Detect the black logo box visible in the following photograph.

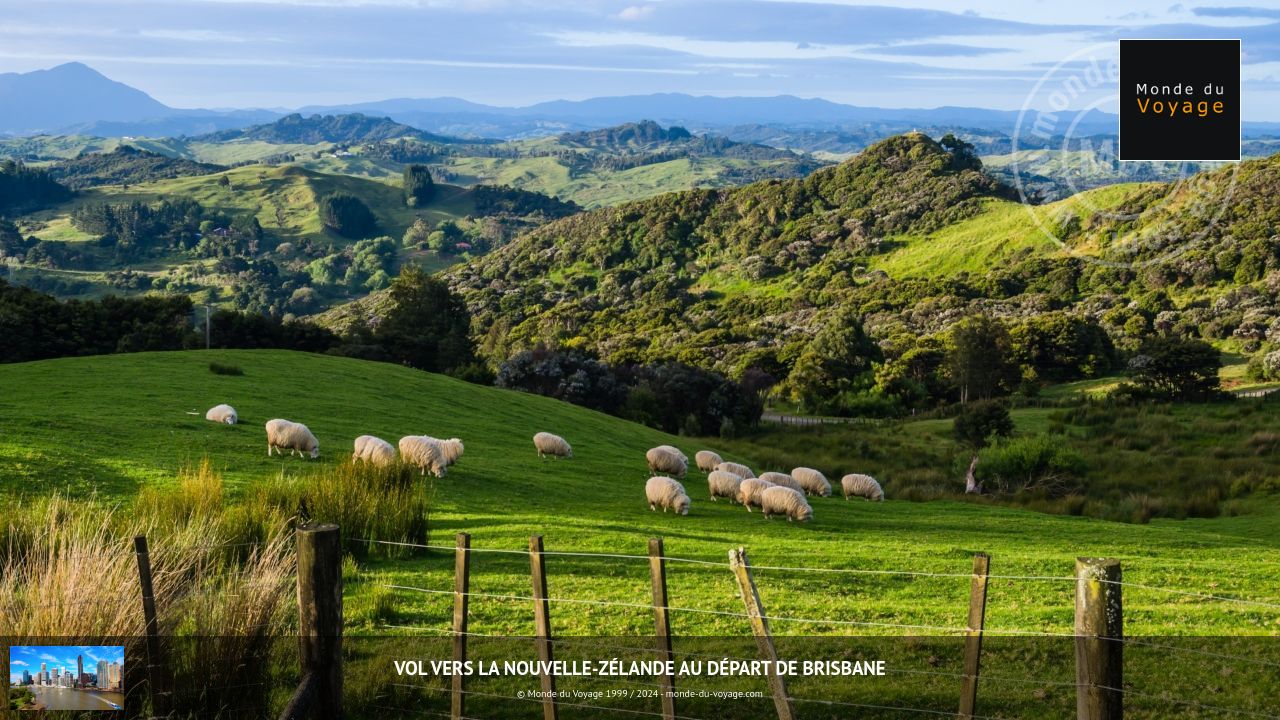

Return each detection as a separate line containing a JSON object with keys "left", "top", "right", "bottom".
{"left": 1119, "top": 39, "right": 1241, "bottom": 162}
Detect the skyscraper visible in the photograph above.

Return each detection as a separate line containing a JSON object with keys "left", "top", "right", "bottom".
{"left": 108, "top": 661, "right": 121, "bottom": 691}
{"left": 41, "top": 663, "right": 47, "bottom": 686}
{"left": 97, "top": 659, "right": 109, "bottom": 689}
{"left": 77, "top": 655, "right": 84, "bottom": 688}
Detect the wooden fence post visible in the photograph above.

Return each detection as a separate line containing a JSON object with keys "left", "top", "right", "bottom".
{"left": 529, "top": 535, "right": 558, "bottom": 720}
{"left": 648, "top": 538, "right": 677, "bottom": 720}
{"left": 452, "top": 533, "right": 471, "bottom": 720}
{"left": 728, "top": 547, "right": 795, "bottom": 720}
{"left": 1075, "top": 558, "right": 1122, "bottom": 720}
{"left": 958, "top": 552, "right": 990, "bottom": 719}
{"left": 134, "top": 535, "right": 169, "bottom": 717}
{"left": 296, "top": 523, "right": 343, "bottom": 720}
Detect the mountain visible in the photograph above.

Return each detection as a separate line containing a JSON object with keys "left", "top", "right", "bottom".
{"left": 195, "top": 113, "right": 472, "bottom": 145}
{"left": 0, "top": 63, "right": 173, "bottom": 134}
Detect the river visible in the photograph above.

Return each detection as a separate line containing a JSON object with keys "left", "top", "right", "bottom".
{"left": 28, "top": 686, "right": 125, "bottom": 711}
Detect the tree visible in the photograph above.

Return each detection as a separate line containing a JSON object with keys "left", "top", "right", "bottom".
{"left": 953, "top": 399, "right": 1014, "bottom": 493}
{"left": 318, "top": 192, "right": 377, "bottom": 239}
{"left": 1127, "top": 336, "right": 1221, "bottom": 401}
{"left": 944, "top": 314, "right": 1020, "bottom": 403}
{"left": 373, "top": 265, "right": 476, "bottom": 372}
{"left": 403, "top": 164, "right": 434, "bottom": 207}
{"left": 787, "top": 307, "right": 881, "bottom": 412}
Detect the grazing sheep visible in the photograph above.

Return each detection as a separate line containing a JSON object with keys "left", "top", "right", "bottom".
{"left": 791, "top": 467, "right": 832, "bottom": 497}
{"left": 707, "top": 470, "right": 743, "bottom": 503}
{"left": 716, "top": 461, "right": 756, "bottom": 479}
{"left": 646, "top": 446, "right": 688, "bottom": 478}
{"left": 205, "top": 404, "right": 238, "bottom": 425}
{"left": 645, "top": 476, "right": 691, "bottom": 515}
{"left": 656, "top": 445, "right": 689, "bottom": 463}
{"left": 760, "top": 486, "right": 814, "bottom": 522}
{"left": 399, "top": 435, "right": 449, "bottom": 477}
{"left": 759, "top": 471, "right": 804, "bottom": 493}
{"left": 439, "top": 438, "right": 465, "bottom": 466}
{"left": 265, "top": 419, "right": 319, "bottom": 459}
{"left": 353, "top": 435, "right": 396, "bottom": 467}
{"left": 695, "top": 450, "right": 723, "bottom": 473}
{"left": 533, "top": 432, "right": 573, "bottom": 459}
{"left": 841, "top": 474, "right": 884, "bottom": 502}
{"left": 737, "top": 477, "right": 776, "bottom": 512}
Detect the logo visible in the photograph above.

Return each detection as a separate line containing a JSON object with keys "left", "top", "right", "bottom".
{"left": 1120, "top": 39, "right": 1241, "bottom": 161}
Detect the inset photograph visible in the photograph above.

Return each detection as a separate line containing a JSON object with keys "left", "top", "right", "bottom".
{"left": 8, "top": 645, "right": 124, "bottom": 712}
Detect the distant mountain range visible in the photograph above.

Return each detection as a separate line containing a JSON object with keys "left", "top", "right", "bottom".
{"left": 5, "top": 62, "right": 1280, "bottom": 144}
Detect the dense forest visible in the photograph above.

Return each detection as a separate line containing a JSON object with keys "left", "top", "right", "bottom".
{"left": 0, "top": 160, "right": 72, "bottom": 214}
{"left": 449, "top": 133, "right": 1280, "bottom": 415}
{"left": 49, "top": 146, "right": 225, "bottom": 189}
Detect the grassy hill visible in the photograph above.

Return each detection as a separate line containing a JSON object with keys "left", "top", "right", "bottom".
{"left": 1, "top": 349, "right": 1278, "bottom": 644}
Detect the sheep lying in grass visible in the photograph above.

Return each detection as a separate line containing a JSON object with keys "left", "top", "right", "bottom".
{"left": 707, "top": 470, "right": 743, "bottom": 503}
{"left": 695, "top": 450, "right": 723, "bottom": 473}
{"left": 534, "top": 432, "right": 573, "bottom": 459}
{"left": 760, "top": 486, "right": 813, "bottom": 522}
{"left": 647, "top": 446, "right": 688, "bottom": 478}
{"left": 841, "top": 473, "right": 884, "bottom": 502}
{"left": 759, "top": 471, "right": 804, "bottom": 493}
{"left": 645, "top": 476, "right": 691, "bottom": 515}
{"left": 791, "top": 467, "right": 832, "bottom": 497}
{"left": 439, "top": 438, "right": 465, "bottom": 466}
{"left": 737, "top": 477, "right": 776, "bottom": 512}
{"left": 353, "top": 435, "right": 396, "bottom": 467}
{"left": 265, "top": 419, "right": 319, "bottom": 459}
{"left": 399, "top": 435, "right": 449, "bottom": 477}
{"left": 206, "top": 404, "right": 238, "bottom": 425}
{"left": 716, "top": 461, "right": 755, "bottom": 479}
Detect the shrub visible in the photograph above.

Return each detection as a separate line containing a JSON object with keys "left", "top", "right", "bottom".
{"left": 318, "top": 191, "right": 378, "bottom": 239}
{"left": 971, "top": 435, "right": 1087, "bottom": 496}
{"left": 209, "top": 361, "right": 244, "bottom": 376}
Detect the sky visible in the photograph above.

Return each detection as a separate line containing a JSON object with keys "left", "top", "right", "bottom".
{"left": 8, "top": 645, "right": 125, "bottom": 683}
{"left": 0, "top": 0, "right": 1279, "bottom": 117}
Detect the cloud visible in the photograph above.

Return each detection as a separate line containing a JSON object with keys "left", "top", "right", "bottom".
{"left": 1192, "top": 6, "right": 1280, "bottom": 19}
{"left": 38, "top": 653, "right": 59, "bottom": 662}
{"left": 618, "top": 5, "right": 653, "bottom": 21}
{"left": 868, "top": 43, "right": 1015, "bottom": 57}
{"left": 12, "top": 660, "right": 28, "bottom": 666}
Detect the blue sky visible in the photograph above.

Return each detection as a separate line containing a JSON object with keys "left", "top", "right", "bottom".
{"left": 8, "top": 645, "right": 125, "bottom": 683}
{"left": 0, "top": 1, "right": 1278, "bottom": 117}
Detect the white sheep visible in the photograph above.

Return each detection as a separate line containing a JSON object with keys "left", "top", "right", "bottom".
{"left": 791, "top": 467, "right": 832, "bottom": 497}
{"left": 533, "top": 432, "right": 573, "bottom": 459}
{"left": 439, "top": 438, "right": 465, "bottom": 466}
{"left": 695, "top": 450, "right": 723, "bottom": 473}
{"left": 353, "top": 435, "right": 396, "bottom": 467}
{"left": 716, "top": 461, "right": 756, "bottom": 479}
{"left": 399, "top": 435, "right": 449, "bottom": 477}
{"left": 205, "top": 404, "right": 238, "bottom": 425}
{"left": 646, "top": 446, "right": 688, "bottom": 478}
{"left": 759, "top": 471, "right": 804, "bottom": 493}
{"left": 656, "top": 445, "right": 689, "bottom": 463}
{"left": 707, "top": 470, "right": 743, "bottom": 503}
{"left": 737, "top": 477, "right": 776, "bottom": 512}
{"left": 760, "top": 486, "right": 813, "bottom": 522}
{"left": 645, "top": 476, "right": 691, "bottom": 515}
{"left": 265, "top": 419, "right": 319, "bottom": 459}
{"left": 841, "top": 473, "right": 884, "bottom": 502}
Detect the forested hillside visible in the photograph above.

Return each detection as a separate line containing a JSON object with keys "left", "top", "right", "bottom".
{"left": 447, "top": 132, "right": 1280, "bottom": 414}
{"left": 49, "top": 146, "right": 225, "bottom": 189}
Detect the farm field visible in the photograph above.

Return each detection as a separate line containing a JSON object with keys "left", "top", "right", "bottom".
{"left": 1, "top": 349, "right": 1278, "bottom": 646}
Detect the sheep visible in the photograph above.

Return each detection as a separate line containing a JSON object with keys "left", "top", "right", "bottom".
{"left": 759, "top": 471, "right": 804, "bottom": 493}
{"left": 533, "top": 432, "right": 573, "bottom": 459}
{"left": 265, "top": 419, "right": 319, "bottom": 459}
{"left": 353, "top": 435, "right": 396, "bottom": 467}
{"left": 707, "top": 470, "right": 743, "bottom": 503}
{"left": 695, "top": 450, "right": 723, "bottom": 473}
{"left": 205, "top": 404, "right": 238, "bottom": 425}
{"left": 399, "top": 435, "right": 449, "bottom": 477}
{"left": 645, "top": 476, "right": 691, "bottom": 515}
{"left": 656, "top": 445, "right": 689, "bottom": 463}
{"left": 439, "top": 438, "right": 465, "bottom": 466}
{"left": 716, "top": 461, "right": 756, "bottom": 479}
{"left": 791, "top": 467, "right": 832, "bottom": 497}
{"left": 737, "top": 477, "right": 776, "bottom": 512}
{"left": 841, "top": 473, "right": 884, "bottom": 502}
{"left": 646, "top": 446, "right": 688, "bottom": 478}
{"left": 760, "top": 486, "right": 813, "bottom": 522}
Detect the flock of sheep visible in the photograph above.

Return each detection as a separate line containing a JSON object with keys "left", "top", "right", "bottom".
{"left": 641, "top": 446, "right": 883, "bottom": 523}
{"left": 203, "top": 407, "right": 881, "bottom": 524}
